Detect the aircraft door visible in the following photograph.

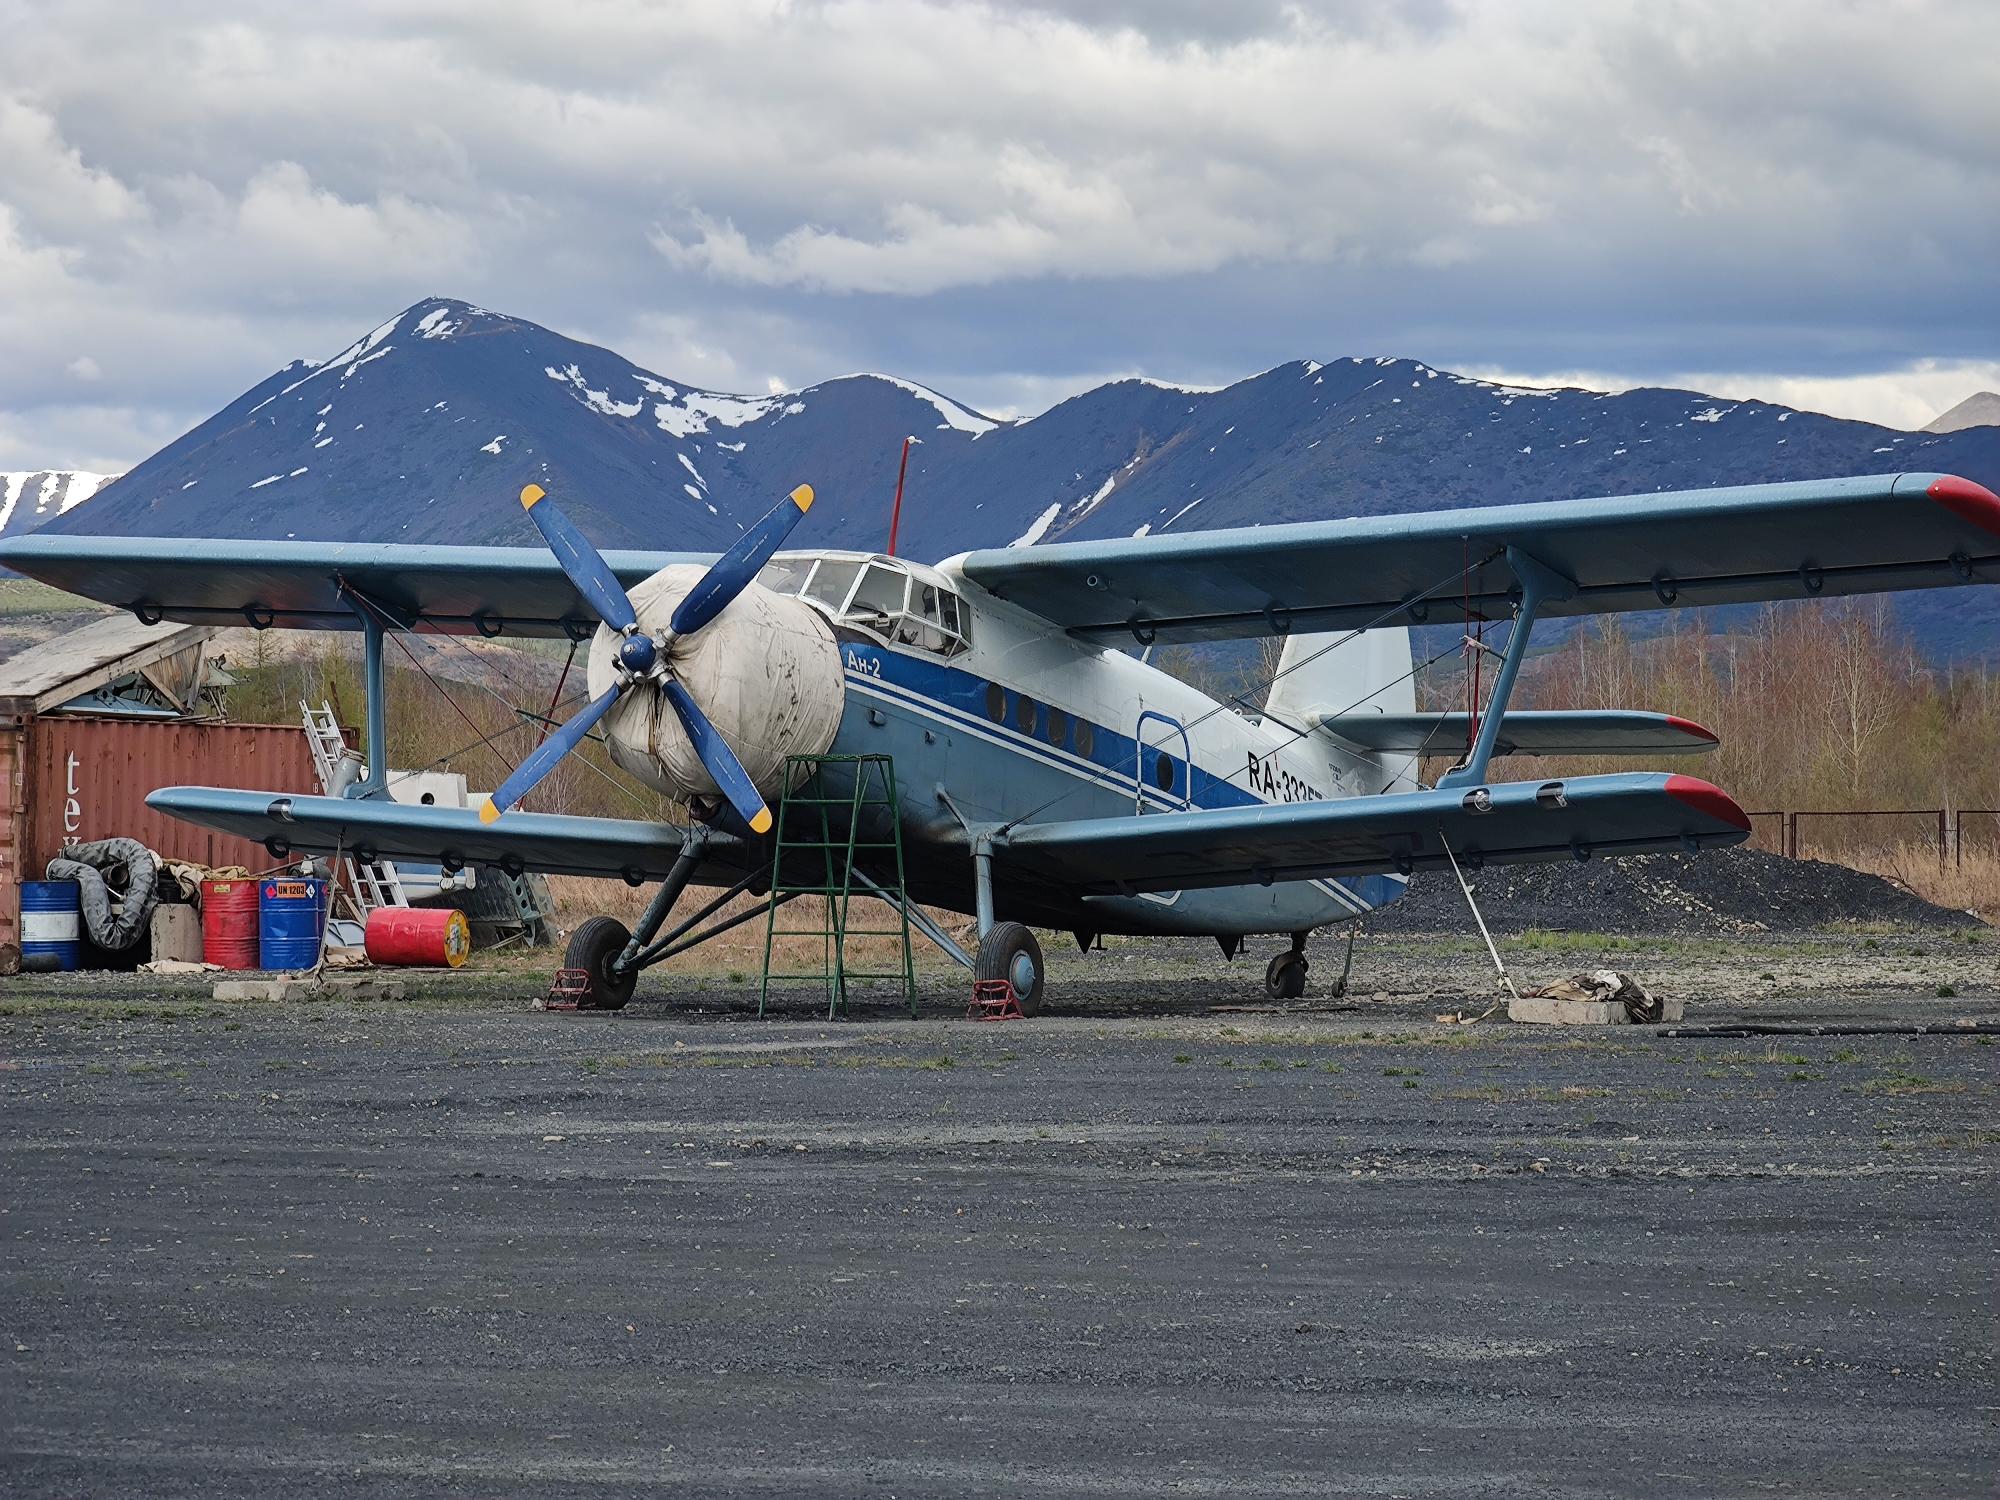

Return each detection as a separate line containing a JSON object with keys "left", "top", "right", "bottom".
{"left": 1134, "top": 710, "right": 1192, "bottom": 813}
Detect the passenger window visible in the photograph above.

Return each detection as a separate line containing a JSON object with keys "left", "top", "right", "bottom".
{"left": 1046, "top": 707, "right": 1068, "bottom": 747}
{"left": 1076, "top": 720, "right": 1094, "bottom": 759}
{"left": 1015, "top": 695, "right": 1037, "bottom": 735}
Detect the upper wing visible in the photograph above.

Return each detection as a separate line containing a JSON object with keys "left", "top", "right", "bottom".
{"left": 1320, "top": 710, "right": 1717, "bottom": 756}
{"left": 957, "top": 472, "right": 2000, "bottom": 642}
{"left": 0, "top": 535, "right": 710, "bottom": 637}
{"left": 147, "top": 786, "right": 740, "bottom": 881}
{"left": 1001, "top": 772, "right": 1750, "bottom": 896}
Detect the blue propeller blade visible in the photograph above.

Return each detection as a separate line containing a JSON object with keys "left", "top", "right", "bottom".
{"left": 661, "top": 677, "right": 774, "bottom": 835}
{"left": 520, "top": 484, "right": 638, "bottom": 633}
{"left": 480, "top": 683, "right": 623, "bottom": 823}
{"left": 669, "top": 484, "right": 815, "bottom": 637}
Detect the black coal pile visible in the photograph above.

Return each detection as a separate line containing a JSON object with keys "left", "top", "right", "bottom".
{"left": 1371, "top": 848, "right": 1985, "bottom": 936}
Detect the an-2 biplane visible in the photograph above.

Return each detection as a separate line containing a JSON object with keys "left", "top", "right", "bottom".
{"left": 4, "top": 470, "right": 1995, "bottom": 1010}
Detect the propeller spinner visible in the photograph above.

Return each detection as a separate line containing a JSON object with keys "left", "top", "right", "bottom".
{"left": 479, "top": 481, "right": 817, "bottom": 833}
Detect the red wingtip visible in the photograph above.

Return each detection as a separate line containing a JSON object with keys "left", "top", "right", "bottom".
{"left": 1665, "top": 774, "right": 1750, "bottom": 832}
{"left": 1927, "top": 474, "right": 2000, "bottom": 538}
{"left": 1664, "top": 714, "right": 1719, "bottom": 745}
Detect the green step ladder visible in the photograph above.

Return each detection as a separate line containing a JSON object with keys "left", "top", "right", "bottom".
{"left": 759, "top": 753, "right": 917, "bottom": 1018}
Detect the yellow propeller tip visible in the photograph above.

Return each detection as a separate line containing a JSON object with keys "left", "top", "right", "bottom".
{"left": 520, "top": 483, "right": 546, "bottom": 510}
{"left": 789, "top": 483, "right": 814, "bottom": 513}
{"left": 478, "top": 801, "right": 503, "bottom": 824}
{"left": 749, "top": 808, "right": 774, "bottom": 835}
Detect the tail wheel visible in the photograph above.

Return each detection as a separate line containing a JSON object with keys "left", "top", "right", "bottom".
{"left": 562, "top": 915, "right": 637, "bottom": 1010}
{"left": 1265, "top": 950, "right": 1308, "bottom": 1000}
{"left": 974, "top": 921, "right": 1044, "bottom": 1016}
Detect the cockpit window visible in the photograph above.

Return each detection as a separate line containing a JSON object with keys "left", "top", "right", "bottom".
{"left": 758, "top": 552, "right": 973, "bottom": 658}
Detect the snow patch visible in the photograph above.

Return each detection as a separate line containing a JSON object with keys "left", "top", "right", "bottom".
{"left": 677, "top": 453, "right": 706, "bottom": 489}
{"left": 481, "top": 435, "right": 507, "bottom": 455}
{"left": 250, "top": 474, "right": 283, "bottom": 489}
{"left": 545, "top": 364, "right": 642, "bottom": 418}
{"left": 1131, "top": 523, "right": 1151, "bottom": 537}
{"left": 1009, "top": 502, "right": 1062, "bottom": 548}
{"left": 1689, "top": 406, "right": 1731, "bottom": 423}
{"left": 840, "top": 374, "right": 999, "bottom": 435}
{"left": 1162, "top": 497, "right": 1205, "bottom": 529}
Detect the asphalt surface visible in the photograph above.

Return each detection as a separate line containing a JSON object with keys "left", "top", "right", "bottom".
{"left": 3, "top": 942, "right": 1997, "bottom": 1498}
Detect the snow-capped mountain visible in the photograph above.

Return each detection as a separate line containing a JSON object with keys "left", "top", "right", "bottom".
{"left": 0, "top": 471, "right": 119, "bottom": 542}
{"left": 42, "top": 298, "right": 2000, "bottom": 659}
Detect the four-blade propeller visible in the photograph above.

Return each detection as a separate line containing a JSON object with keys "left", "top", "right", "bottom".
{"left": 479, "top": 481, "right": 816, "bottom": 833}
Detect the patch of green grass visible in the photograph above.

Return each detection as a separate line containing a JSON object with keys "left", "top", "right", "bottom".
{"left": 1788, "top": 1070, "right": 1824, "bottom": 1082}
{"left": 1382, "top": 1066, "right": 1423, "bottom": 1077}
{"left": 1438, "top": 1085, "right": 1504, "bottom": 1101}
{"left": 1172, "top": 1054, "right": 1192, "bottom": 1065}
{"left": 1861, "top": 1072, "right": 1965, "bottom": 1097}
{"left": 1936, "top": 983, "right": 1957, "bottom": 998}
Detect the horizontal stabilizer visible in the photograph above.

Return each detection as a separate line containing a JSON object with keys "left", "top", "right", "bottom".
{"left": 1003, "top": 772, "right": 1750, "bottom": 896}
{"left": 147, "top": 787, "right": 736, "bottom": 882}
{"left": 1319, "top": 710, "right": 1718, "bottom": 756}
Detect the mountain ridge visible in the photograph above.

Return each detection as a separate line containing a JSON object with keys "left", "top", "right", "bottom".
{"left": 37, "top": 298, "right": 2000, "bottom": 661}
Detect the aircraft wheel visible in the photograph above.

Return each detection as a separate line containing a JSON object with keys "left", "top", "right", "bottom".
{"left": 975, "top": 921, "right": 1044, "bottom": 1016}
{"left": 1265, "top": 951, "right": 1308, "bottom": 1000}
{"left": 563, "top": 915, "right": 637, "bottom": 1010}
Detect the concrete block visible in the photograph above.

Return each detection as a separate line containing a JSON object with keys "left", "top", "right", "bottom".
{"left": 212, "top": 974, "right": 407, "bottom": 1002}
{"left": 149, "top": 904, "right": 204, "bottom": 965}
{"left": 1508, "top": 995, "right": 1685, "bottom": 1026}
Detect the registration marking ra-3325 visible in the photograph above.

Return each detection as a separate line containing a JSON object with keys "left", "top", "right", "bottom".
{"left": 6, "top": 469, "right": 1995, "bottom": 1010}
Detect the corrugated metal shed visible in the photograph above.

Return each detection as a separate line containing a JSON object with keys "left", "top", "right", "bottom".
{"left": 0, "top": 714, "right": 328, "bottom": 954}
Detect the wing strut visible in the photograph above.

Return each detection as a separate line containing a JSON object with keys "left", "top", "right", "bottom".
{"left": 1436, "top": 547, "right": 1575, "bottom": 790}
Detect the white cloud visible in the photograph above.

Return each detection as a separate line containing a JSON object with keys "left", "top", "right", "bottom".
{"left": 0, "top": 0, "right": 1993, "bottom": 467}
{"left": 64, "top": 356, "right": 101, "bottom": 382}
{"left": 1456, "top": 360, "right": 2000, "bottom": 431}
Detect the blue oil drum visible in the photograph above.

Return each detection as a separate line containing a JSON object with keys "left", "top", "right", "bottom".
{"left": 257, "top": 877, "right": 328, "bottom": 970}
{"left": 21, "top": 879, "right": 82, "bottom": 971}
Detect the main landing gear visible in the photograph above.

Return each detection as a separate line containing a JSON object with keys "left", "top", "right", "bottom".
{"left": 974, "top": 921, "right": 1044, "bottom": 1016}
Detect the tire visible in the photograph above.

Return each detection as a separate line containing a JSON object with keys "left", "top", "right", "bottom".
{"left": 562, "top": 915, "right": 637, "bottom": 1010}
{"left": 1265, "top": 951, "right": 1308, "bottom": 1000}
{"left": 974, "top": 921, "right": 1045, "bottom": 1016}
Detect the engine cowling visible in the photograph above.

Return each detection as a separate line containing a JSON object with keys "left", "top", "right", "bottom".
{"left": 585, "top": 564, "right": 845, "bottom": 810}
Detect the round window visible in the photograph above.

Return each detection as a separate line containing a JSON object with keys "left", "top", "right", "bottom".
{"left": 984, "top": 682, "right": 1006, "bottom": 722}
{"left": 1046, "top": 707, "right": 1068, "bottom": 747}
{"left": 1076, "top": 721, "right": 1094, "bottom": 759}
{"left": 1015, "top": 695, "right": 1037, "bottom": 735}
{"left": 1154, "top": 753, "right": 1176, "bottom": 793}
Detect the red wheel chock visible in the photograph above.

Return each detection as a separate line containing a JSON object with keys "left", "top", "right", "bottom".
{"left": 968, "top": 979, "right": 1025, "bottom": 1021}
{"left": 544, "top": 967, "right": 594, "bottom": 1012}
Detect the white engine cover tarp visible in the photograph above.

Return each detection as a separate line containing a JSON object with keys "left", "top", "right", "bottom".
{"left": 588, "top": 567, "right": 845, "bottom": 804}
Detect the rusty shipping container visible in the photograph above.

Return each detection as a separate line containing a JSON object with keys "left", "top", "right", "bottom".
{"left": 0, "top": 713, "right": 330, "bottom": 952}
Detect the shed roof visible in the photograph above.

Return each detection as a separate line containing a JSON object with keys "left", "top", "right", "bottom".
{"left": 0, "top": 615, "right": 219, "bottom": 714}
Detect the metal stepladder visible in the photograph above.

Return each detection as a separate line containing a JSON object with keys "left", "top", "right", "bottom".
{"left": 300, "top": 700, "right": 408, "bottom": 921}
{"left": 759, "top": 754, "right": 917, "bottom": 1018}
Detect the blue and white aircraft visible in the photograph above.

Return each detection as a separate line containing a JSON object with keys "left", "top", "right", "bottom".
{"left": 4, "top": 470, "right": 1995, "bottom": 1010}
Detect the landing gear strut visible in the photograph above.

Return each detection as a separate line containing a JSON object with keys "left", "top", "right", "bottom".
{"left": 1265, "top": 933, "right": 1309, "bottom": 1000}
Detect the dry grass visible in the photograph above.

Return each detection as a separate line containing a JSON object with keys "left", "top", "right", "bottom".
{"left": 543, "top": 875, "right": 974, "bottom": 974}
{"left": 1844, "top": 844, "right": 2000, "bottom": 926}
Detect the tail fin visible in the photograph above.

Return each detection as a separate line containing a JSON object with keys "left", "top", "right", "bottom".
{"left": 1264, "top": 626, "right": 1418, "bottom": 795}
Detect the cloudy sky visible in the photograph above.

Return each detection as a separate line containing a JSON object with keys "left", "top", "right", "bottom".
{"left": 3, "top": 0, "right": 1996, "bottom": 471}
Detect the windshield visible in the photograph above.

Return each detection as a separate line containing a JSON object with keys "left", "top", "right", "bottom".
{"left": 758, "top": 553, "right": 972, "bottom": 657}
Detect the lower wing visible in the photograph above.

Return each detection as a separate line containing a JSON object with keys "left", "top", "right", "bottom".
{"left": 147, "top": 787, "right": 738, "bottom": 882}
{"left": 1001, "top": 773, "right": 1749, "bottom": 896}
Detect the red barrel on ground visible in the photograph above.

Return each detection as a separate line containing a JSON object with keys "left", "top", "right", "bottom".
{"left": 364, "top": 907, "right": 472, "bottom": 968}
{"left": 201, "top": 878, "right": 261, "bottom": 969}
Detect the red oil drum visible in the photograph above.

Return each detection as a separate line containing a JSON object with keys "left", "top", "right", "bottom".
{"left": 364, "top": 907, "right": 472, "bottom": 968}
{"left": 201, "top": 878, "right": 262, "bottom": 970}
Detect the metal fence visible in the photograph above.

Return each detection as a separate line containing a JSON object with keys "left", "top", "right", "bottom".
{"left": 1743, "top": 808, "right": 2000, "bottom": 868}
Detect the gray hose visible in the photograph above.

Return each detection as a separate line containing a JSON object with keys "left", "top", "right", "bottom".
{"left": 46, "top": 838, "right": 160, "bottom": 952}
